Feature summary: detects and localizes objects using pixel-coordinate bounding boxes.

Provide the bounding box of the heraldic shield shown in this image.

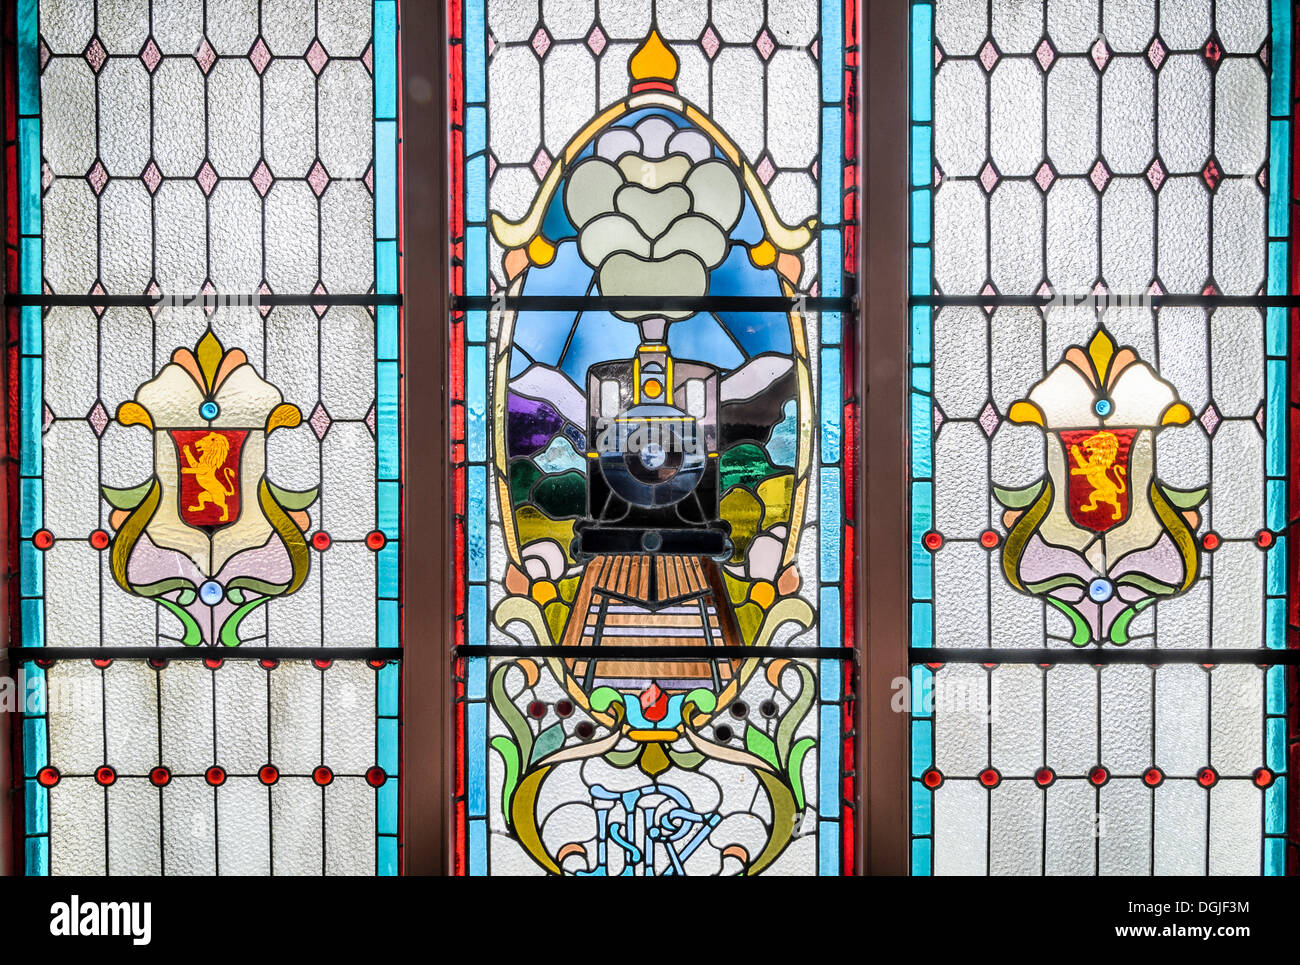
[170,429,249,527]
[1059,426,1136,533]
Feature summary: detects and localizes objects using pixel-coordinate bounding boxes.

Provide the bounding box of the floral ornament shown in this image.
[995,327,1206,645]
[488,657,817,876]
[104,330,318,646]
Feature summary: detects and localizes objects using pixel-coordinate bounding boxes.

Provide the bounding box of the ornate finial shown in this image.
[629,30,678,88]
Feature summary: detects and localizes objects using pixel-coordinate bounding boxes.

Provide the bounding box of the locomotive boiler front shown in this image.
[574,344,732,559]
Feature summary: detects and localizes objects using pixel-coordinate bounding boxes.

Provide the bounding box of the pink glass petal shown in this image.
[979,160,1000,194]
[1146,36,1167,69]
[142,160,163,194]
[1145,158,1166,191]
[1199,403,1221,436]
[532,148,552,181]
[979,401,1000,437]
[88,401,109,437]
[1089,159,1111,192]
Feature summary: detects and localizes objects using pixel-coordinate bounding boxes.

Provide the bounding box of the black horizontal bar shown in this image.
[454,644,853,660]
[912,293,1300,308]
[911,647,1300,665]
[452,294,856,312]
[5,647,401,662]
[4,293,403,307]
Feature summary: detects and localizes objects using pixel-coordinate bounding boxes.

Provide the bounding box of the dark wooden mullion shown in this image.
[862,0,910,876]
[400,1,450,877]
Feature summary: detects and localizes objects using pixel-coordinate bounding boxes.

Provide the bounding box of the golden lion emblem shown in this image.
[1070,430,1127,520]
[182,431,237,522]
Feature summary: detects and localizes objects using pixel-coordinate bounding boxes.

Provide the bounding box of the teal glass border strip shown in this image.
[16,0,45,876]
[371,0,401,876]
[908,14,935,882]
[1262,0,1292,874]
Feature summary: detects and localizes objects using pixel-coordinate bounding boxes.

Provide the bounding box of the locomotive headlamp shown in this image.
[643,378,663,399]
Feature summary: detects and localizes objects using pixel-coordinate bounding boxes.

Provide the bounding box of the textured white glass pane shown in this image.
[218,778,272,875]
[272,779,324,875]
[1098,779,1150,875]
[989,781,1042,875]
[1208,781,1262,875]
[934,781,988,875]
[107,779,162,875]
[1046,667,1095,773]
[1155,666,1207,772]
[163,778,218,875]
[270,662,324,774]
[991,665,1042,774]
[50,778,108,875]
[325,779,376,875]
[1100,665,1151,772]
[934,664,989,772]
[933,307,988,417]
[1044,779,1094,875]
[990,60,1042,176]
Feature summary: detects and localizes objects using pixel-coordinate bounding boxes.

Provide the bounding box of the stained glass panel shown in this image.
[909,0,1297,875]
[5,0,402,874]
[450,0,860,875]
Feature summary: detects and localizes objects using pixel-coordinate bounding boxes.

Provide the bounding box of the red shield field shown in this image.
[1059,428,1137,533]
[170,429,248,528]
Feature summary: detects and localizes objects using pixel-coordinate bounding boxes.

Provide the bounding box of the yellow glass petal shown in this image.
[196,329,224,393]
[528,234,556,266]
[1087,327,1116,385]
[750,240,776,267]
[1160,402,1193,426]
[115,400,153,430]
[1008,400,1044,425]
[265,402,302,433]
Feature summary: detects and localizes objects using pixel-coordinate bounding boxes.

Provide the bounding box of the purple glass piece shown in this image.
[507,392,568,458]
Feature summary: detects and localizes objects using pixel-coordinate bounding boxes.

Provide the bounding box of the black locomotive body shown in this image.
[572,344,732,559]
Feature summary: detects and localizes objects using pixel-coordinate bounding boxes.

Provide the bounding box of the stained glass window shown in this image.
[909,0,1297,875]
[4,0,402,874]
[450,0,860,875]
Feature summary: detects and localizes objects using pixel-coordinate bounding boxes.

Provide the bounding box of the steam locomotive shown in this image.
[572,343,733,560]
